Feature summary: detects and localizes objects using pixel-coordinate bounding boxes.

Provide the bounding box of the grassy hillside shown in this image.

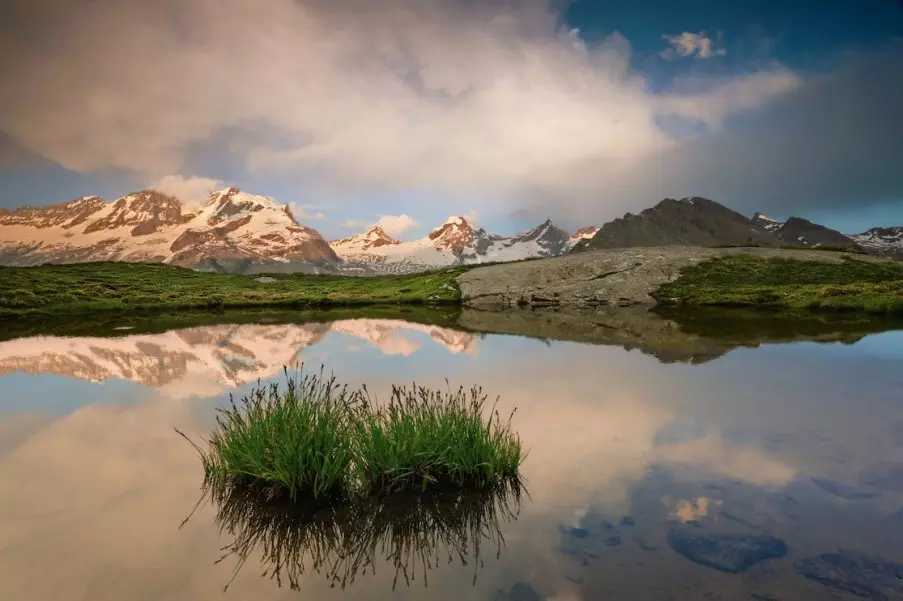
[0,262,466,318]
[654,255,903,314]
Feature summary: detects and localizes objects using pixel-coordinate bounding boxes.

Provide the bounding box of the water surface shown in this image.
[1,309,903,600]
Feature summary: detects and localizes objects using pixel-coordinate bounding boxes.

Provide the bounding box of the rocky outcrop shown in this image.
[456,246,882,309]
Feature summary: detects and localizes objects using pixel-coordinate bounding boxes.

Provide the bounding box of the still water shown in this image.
[1,309,903,600]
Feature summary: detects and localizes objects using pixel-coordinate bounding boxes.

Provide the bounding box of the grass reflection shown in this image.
[197,476,526,591]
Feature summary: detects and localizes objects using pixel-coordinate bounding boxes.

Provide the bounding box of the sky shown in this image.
[0,0,901,239]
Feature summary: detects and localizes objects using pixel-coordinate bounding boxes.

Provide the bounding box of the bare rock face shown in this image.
[456,246,881,309]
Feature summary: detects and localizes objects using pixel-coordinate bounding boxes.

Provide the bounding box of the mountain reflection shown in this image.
[202,480,525,592]
[0,319,478,388]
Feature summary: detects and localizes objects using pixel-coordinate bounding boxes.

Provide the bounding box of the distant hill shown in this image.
[573,197,780,252]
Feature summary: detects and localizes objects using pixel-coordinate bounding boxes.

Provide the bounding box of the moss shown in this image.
[654,255,903,315]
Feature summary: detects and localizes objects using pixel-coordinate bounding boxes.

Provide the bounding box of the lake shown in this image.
[2,308,903,600]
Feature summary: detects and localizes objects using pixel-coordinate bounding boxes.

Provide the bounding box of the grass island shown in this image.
[179,368,525,504]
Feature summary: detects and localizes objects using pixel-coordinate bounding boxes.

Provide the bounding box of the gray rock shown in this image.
[457,246,879,309]
[794,550,903,600]
[667,528,788,573]
[254,276,278,283]
[859,463,903,491]
[811,477,880,500]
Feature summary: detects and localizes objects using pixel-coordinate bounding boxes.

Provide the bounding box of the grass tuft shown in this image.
[354,384,525,495]
[179,367,525,504]
[189,367,362,504]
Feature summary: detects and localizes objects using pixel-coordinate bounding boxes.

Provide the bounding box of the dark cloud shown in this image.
[519,45,903,227]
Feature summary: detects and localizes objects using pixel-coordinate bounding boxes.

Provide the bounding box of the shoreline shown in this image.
[1,246,902,319]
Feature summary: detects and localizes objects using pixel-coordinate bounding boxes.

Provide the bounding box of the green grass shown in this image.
[654,255,903,314]
[183,368,362,503]
[0,261,466,318]
[179,368,525,504]
[354,384,525,495]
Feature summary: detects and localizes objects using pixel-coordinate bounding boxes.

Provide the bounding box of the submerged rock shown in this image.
[509,582,543,601]
[567,527,589,538]
[667,528,788,573]
[859,463,903,491]
[811,477,880,500]
[750,590,782,601]
[619,515,636,527]
[794,550,903,600]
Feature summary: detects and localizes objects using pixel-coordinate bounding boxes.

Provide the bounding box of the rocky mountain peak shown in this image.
[574,196,781,252]
[751,212,782,231]
[571,226,599,240]
[330,225,400,252]
[429,216,484,252]
[83,190,192,236]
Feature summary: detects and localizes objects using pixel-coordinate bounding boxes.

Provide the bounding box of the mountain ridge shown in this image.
[2,189,900,273]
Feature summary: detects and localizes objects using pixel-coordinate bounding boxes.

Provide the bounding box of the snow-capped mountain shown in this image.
[333,217,596,275]
[0,187,339,273]
[0,319,478,392]
[0,188,595,274]
[849,227,903,260]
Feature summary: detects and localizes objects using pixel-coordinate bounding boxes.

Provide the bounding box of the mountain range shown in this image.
[0,188,900,273]
[573,196,901,259]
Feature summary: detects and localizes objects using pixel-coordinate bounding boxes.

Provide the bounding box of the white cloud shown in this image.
[341,219,365,229]
[148,174,221,202]
[289,202,326,221]
[0,0,796,219]
[463,208,479,224]
[373,214,420,237]
[661,31,726,60]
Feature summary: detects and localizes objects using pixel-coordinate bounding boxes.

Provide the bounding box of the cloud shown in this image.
[0,0,897,224]
[340,215,419,237]
[149,174,221,203]
[373,214,420,237]
[513,47,903,226]
[289,202,326,221]
[661,31,726,60]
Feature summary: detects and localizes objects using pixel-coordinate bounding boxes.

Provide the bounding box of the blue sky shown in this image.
[0,0,901,239]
